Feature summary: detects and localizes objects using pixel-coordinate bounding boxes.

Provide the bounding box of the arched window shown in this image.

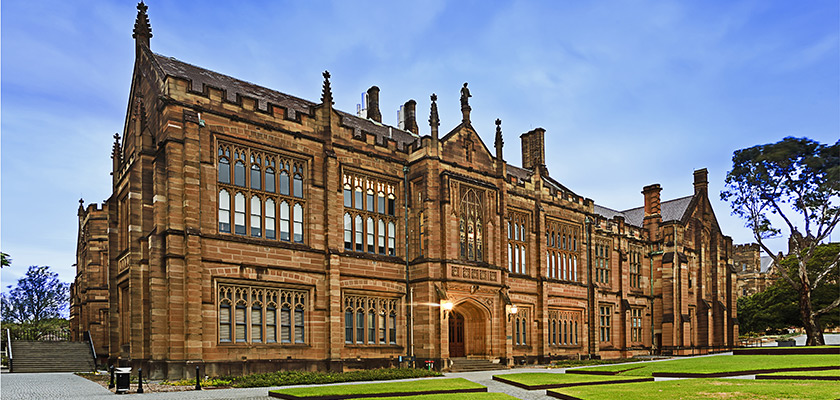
[280,303,291,343]
[378,192,385,214]
[234,193,246,235]
[293,203,303,243]
[344,184,352,207]
[508,244,513,272]
[250,155,261,190]
[355,215,363,252]
[366,189,374,212]
[379,311,386,344]
[219,300,232,342]
[279,171,290,196]
[294,304,305,343]
[265,168,275,193]
[250,196,261,237]
[235,300,247,342]
[280,201,290,241]
[368,309,376,343]
[356,308,364,343]
[266,303,277,343]
[251,301,263,342]
[345,307,354,343]
[219,190,231,233]
[344,213,352,250]
[378,219,386,255]
[355,186,363,210]
[265,199,276,239]
[219,156,230,184]
[387,193,395,216]
[459,190,482,261]
[293,165,303,198]
[388,222,395,256]
[234,161,246,187]
[366,217,374,253]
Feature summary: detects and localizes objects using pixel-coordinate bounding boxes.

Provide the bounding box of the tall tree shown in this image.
[722,137,840,345]
[1,252,10,268]
[1,265,69,324]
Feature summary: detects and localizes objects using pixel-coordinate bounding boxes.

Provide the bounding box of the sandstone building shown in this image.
[734,243,776,297]
[71,3,739,379]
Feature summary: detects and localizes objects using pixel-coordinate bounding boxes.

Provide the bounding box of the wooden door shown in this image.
[449,312,465,357]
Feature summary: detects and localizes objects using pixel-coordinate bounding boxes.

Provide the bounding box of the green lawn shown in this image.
[574,354,840,376]
[759,369,840,377]
[550,378,840,400]
[494,372,647,386]
[269,378,484,398]
[356,394,516,400]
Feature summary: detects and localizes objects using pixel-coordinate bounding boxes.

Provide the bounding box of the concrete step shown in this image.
[10,341,94,373]
[449,358,506,372]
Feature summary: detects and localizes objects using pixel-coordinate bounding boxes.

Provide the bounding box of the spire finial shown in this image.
[133,2,152,47]
[321,70,334,106]
[429,93,439,141]
[494,118,504,161]
[112,133,121,158]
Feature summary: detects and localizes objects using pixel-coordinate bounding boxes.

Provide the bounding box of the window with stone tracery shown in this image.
[343,173,398,256]
[629,245,643,289]
[217,143,305,243]
[546,219,579,281]
[459,188,483,262]
[594,238,610,284]
[549,309,581,347]
[218,283,306,344]
[343,294,398,345]
[514,308,529,346]
[507,211,529,275]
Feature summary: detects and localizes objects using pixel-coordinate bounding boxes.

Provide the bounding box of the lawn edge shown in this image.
[652,365,840,378]
[492,375,653,390]
[734,347,840,355]
[755,374,840,381]
[268,387,487,399]
[565,365,645,376]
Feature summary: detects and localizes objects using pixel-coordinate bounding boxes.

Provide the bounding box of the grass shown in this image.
[550,378,840,400]
[760,369,840,377]
[356,394,515,400]
[494,372,645,386]
[574,354,840,376]
[269,378,483,398]
[210,368,442,388]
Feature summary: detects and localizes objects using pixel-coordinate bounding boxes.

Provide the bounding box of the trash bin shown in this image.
[424,360,434,370]
[115,367,132,394]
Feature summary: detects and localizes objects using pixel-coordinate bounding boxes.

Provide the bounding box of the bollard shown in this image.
[109,365,115,389]
[195,366,201,390]
[137,368,144,393]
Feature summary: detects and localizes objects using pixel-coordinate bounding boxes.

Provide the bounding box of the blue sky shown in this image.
[2,0,838,289]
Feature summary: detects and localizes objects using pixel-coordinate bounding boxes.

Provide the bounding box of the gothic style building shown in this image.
[71,3,739,379]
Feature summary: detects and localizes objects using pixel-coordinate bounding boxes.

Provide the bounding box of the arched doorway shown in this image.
[448,300,489,357]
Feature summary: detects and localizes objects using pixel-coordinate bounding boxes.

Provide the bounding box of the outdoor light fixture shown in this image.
[441,300,454,319]
[506,304,518,321]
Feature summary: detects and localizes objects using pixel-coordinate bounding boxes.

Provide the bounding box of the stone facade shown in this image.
[734,243,776,297]
[70,3,739,379]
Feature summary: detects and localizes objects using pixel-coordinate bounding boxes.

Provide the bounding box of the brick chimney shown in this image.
[403,99,418,134]
[366,86,382,123]
[520,128,546,171]
[642,184,662,239]
[693,168,708,195]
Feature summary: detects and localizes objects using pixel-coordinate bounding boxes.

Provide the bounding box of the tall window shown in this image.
[459,188,483,262]
[218,283,306,344]
[342,173,398,256]
[631,308,643,343]
[594,239,610,284]
[344,295,398,345]
[507,212,529,275]
[514,309,529,346]
[549,309,581,346]
[218,144,306,243]
[546,219,580,281]
[629,246,642,289]
[599,305,612,343]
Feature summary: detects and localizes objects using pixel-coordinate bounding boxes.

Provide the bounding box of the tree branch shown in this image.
[814,295,840,317]
[812,251,840,288]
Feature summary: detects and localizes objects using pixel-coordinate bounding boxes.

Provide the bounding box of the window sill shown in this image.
[549,345,582,348]
[513,345,532,350]
[219,342,310,348]
[344,344,403,349]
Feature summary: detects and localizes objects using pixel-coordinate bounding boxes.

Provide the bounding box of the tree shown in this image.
[1,252,10,268]
[1,266,69,325]
[737,243,840,334]
[722,137,840,345]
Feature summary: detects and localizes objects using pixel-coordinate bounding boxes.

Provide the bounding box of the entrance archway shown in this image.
[447,299,490,357]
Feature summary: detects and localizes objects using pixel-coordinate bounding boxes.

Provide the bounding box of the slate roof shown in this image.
[150,52,419,148]
[595,194,695,227]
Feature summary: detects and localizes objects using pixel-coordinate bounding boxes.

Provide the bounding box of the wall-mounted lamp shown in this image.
[441,300,454,319]
[506,304,518,321]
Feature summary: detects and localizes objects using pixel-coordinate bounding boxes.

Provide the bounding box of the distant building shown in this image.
[70,2,739,379]
[734,244,777,297]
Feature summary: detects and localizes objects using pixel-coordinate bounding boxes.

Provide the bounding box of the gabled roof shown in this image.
[595,194,695,227]
[150,52,419,148]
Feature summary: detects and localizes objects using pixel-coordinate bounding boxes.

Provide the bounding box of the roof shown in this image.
[151,52,419,148]
[595,194,695,227]
[760,256,774,273]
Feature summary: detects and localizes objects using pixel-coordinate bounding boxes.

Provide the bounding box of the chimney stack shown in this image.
[642,184,662,217]
[520,128,546,171]
[366,86,382,123]
[693,168,708,195]
[403,99,418,134]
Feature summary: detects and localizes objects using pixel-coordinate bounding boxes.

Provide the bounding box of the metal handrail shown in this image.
[85,331,97,368]
[6,328,13,365]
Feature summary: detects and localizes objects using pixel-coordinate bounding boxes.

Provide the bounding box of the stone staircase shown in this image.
[10,341,95,373]
[448,357,507,372]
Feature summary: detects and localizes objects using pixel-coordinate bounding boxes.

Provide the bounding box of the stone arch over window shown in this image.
[459,188,483,262]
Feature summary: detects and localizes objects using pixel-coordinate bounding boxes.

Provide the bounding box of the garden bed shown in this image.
[492,372,652,390]
[574,354,840,377]
[269,378,485,400]
[547,378,840,400]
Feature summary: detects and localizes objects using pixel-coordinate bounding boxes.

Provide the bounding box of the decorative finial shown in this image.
[133,2,153,46]
[112,133,121,158]
[321,70,334,106]
[460,83,472,123]
[429,93,439,127]
[494,119,503,156]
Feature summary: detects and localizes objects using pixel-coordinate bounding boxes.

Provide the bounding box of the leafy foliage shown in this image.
[1,265,69,324]
[1,252,10,268]
[721,137,840,345]
[209,367,441,388]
